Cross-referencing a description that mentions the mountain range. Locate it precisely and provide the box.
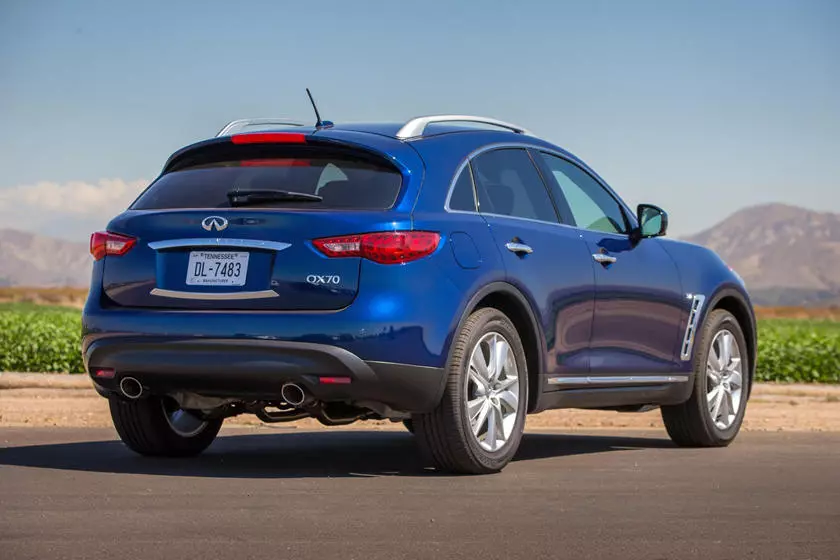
[0,228,92,288]
[683,204,840,306]
[1,203,838,306]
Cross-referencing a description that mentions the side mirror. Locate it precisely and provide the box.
[635,204,668,239]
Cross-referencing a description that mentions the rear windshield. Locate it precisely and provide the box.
[131,156,402,210]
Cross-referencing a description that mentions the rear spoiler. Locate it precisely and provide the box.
[162,133,396,175]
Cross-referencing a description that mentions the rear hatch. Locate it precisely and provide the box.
[100,137,407,310]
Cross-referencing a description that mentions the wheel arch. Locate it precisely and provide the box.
[706,287,757,396]
[454,282,545,412]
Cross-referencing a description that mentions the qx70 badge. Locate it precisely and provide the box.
[201,216,228,232]
[307,274,341,286]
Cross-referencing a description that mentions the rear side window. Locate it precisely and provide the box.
[471,148,558,223]
[132,155,402,210]
[448,165,477,211]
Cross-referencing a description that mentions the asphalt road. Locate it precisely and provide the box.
[1,427,838,560]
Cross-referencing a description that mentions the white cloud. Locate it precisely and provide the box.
[0,178,148,239]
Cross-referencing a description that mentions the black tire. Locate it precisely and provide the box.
[414,307,528,474]
[661,309,750,447]
[109,395,223,457]
[402,418,415,434]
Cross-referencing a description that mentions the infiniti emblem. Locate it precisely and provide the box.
[201,216,228,232]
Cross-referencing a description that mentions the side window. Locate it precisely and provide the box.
[448,165,477,211]
[539,153,628,234]
[471,149,557,223]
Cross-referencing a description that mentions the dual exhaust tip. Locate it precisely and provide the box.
[118,377,144,400]
[281,382,314,407]
[117,377,312,407]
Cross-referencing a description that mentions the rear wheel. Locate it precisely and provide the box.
[109,395,223,457]
[661,309,750,447]
[414,308,528,474]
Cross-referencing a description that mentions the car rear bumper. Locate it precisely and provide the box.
[84,336,446,413]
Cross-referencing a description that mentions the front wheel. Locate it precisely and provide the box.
[661,309,750,447]
[109,395,223,457]
[414,307,528,474]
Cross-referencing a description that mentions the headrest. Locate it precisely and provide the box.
[483,182,514,215]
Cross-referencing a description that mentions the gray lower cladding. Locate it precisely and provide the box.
[83,336,446,413]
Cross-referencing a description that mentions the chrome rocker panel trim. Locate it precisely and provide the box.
[547,375,690,386]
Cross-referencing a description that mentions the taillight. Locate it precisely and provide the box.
[312,231,440,264]
[90,231,136,261]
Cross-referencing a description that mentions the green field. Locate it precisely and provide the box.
[755,319,840,383]
[0,303,85,374]
[1,303,838,383]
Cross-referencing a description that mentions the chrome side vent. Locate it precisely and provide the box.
[680,294,706,361]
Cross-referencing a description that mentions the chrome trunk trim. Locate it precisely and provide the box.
[150,288,279,300]
[148,238,291,252]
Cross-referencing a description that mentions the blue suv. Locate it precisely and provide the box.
[82,115,756,473]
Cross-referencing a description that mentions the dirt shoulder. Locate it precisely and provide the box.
[1,373,838,431]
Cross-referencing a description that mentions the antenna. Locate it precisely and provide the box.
[305,88,332,128]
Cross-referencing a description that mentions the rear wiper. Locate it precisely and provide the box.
[227,189,323,206]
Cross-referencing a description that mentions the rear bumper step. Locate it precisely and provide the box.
[84,337,445,413]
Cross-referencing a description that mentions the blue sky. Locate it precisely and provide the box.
[1,0,837,240]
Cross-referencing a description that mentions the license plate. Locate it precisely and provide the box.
[186,251,249,286]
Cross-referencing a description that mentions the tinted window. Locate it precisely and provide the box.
[471,149,557,223]
[448,165,477,211]
[539,153,628,234]
[132,156,402,210]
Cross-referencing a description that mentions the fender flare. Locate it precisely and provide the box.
[703,285,758,392]
[445,281,546,410]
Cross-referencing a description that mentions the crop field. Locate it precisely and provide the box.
[1,300,838,383]
[0,303,85,373]
[755,319,840,383]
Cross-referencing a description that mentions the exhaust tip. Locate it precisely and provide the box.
[119,377,144,400]
[281,382,307,407]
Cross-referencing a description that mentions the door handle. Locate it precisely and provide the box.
[505,242,533,255]
[592,253,617,265]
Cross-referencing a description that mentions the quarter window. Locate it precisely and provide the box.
[448,165,477,212]
[539,153,628,234]
[471,149,557,223]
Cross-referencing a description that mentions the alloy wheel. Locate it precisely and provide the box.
[706,329,743,430]
[464,332,520,452]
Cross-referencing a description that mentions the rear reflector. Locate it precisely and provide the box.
[319,376,352,385]
[312,231,440,264]
[231,132,307,145]
[93,368,115,379]
[90,231,136,261]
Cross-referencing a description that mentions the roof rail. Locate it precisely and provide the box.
[216,118,306,137]
[396,115,531,140]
